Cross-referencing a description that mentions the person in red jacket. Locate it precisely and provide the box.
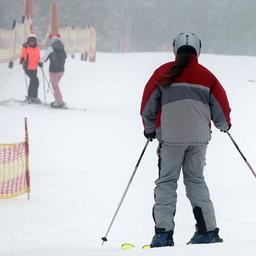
[20,33,41,103]
[140,32,231,247]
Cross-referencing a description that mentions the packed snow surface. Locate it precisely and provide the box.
[0,52,256,255]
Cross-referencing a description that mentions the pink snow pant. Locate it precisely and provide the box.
[50,72,64,105]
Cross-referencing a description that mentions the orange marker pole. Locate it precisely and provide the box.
[51,1,59,36]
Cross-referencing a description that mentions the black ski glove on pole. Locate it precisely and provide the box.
[221,124,232,133]
[144,130,156,141]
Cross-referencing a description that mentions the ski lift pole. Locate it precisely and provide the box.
[227,131,256,178]
[101,139,151,245]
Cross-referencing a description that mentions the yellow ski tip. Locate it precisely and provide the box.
[121,243,135,250]
[142,245,151,249]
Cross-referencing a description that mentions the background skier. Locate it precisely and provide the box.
[20,33,41,103]
[40,35,67,108]
[140,32,231,247]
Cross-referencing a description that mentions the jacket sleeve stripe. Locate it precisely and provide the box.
[140,71,162,131]
[210,79,231,129]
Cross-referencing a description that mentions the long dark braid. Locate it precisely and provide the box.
[158,46,197,87]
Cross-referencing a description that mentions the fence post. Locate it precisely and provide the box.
[8,20,17,69]
[24,117,31,200]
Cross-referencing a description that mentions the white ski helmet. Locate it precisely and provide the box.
[173,32,202,56]
[27,33,37,40]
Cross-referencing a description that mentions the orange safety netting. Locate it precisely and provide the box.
[0,20,30,63]
[0,14,97,63]
[0,120,30,199]
[59,25,96,60]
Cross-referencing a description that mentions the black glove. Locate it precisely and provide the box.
[144,130,156,141]
[20,57,24,64]
[221,123,231,133]
[38,62,43,68]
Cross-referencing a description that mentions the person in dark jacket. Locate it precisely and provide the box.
[40,36,67,108]
[140,32,231,247]
[20,33,41,103]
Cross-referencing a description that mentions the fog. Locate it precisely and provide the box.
[0,0,255,55]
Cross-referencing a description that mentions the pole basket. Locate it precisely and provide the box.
[0,118,31,199]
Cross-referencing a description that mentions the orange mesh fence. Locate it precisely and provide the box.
[0,20,30,63]
[59,25,96,60]
[0,19,96,63]
[0,119,30,199]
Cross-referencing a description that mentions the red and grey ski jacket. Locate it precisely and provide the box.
[140,55,231,144]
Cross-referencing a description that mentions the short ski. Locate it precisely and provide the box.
[0,98,86,111]
[0,98,37,105]
[45,104,87,112]
[121,243,151,250]
[0,99,10,105]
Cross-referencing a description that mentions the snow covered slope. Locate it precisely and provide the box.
[0,52,256,256]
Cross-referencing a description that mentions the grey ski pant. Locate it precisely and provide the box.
[153,142,217,233]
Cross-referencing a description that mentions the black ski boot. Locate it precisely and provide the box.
[28,97,41,104]
[187,228,223,244]
[50,101,67,109]
[150,228,174,248]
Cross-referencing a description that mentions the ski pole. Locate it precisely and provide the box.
[101,139,151,246]
[24,72,28,93]
[227,131,256,178]
[40,67,54,96]
[41,67,47,104]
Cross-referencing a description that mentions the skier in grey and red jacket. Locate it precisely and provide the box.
[140,32,231,247]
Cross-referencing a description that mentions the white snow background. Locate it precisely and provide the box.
[0,52,256,256]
